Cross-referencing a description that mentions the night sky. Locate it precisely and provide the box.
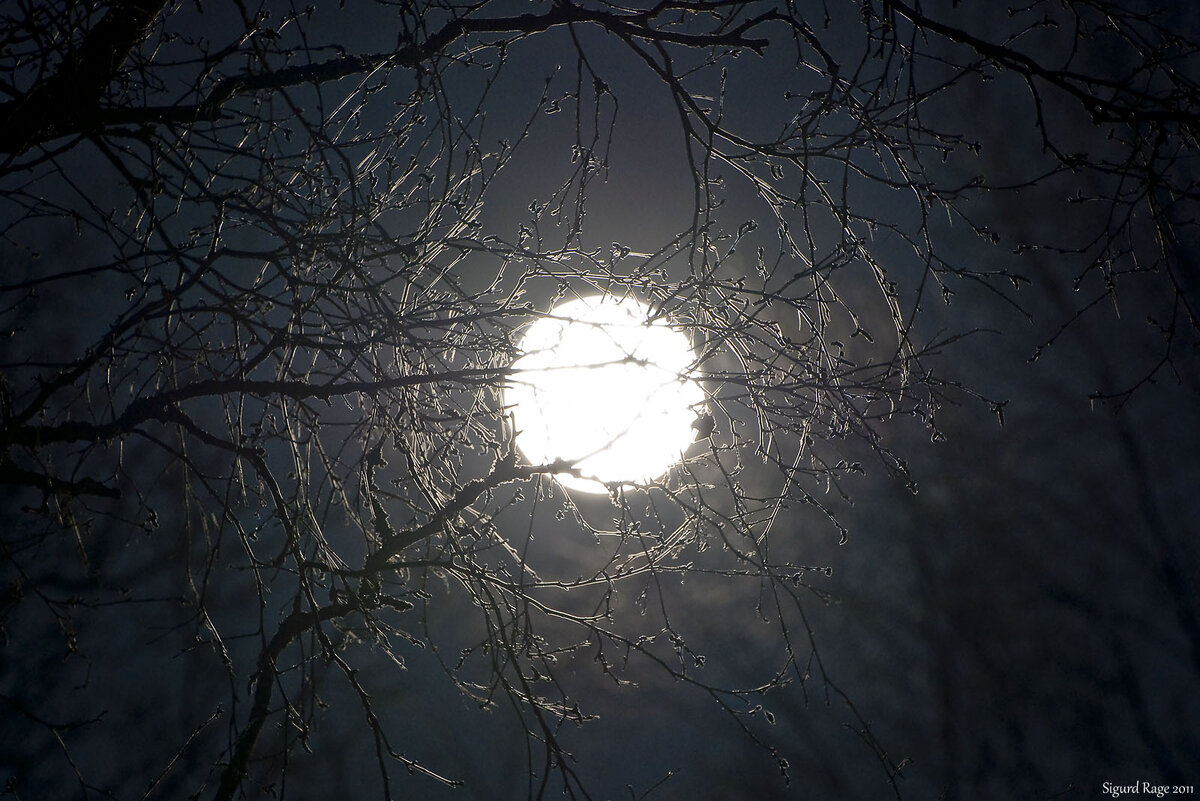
[2,2,1199,800]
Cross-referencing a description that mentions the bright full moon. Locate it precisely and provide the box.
[506,294,705,494]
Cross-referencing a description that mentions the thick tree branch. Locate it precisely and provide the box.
[362,450,576,572]
[0,0,168,153]
[212,599,356,801]
[0,2,771,152]
[212,449,572,801]
[3,368,511,449]
[0,459,120,500]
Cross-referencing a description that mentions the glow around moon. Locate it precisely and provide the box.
[506,294,705,494]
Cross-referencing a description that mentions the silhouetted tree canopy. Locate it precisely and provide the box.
[1,1,1197,799]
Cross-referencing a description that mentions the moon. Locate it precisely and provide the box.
[506,294,705,494]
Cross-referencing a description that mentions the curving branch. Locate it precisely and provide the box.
[886,0,1200,130]
[212,598,357,801]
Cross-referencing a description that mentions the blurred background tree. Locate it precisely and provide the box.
[1,1,1197,799]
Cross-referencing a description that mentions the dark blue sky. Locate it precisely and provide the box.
[2,2,1198,800]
